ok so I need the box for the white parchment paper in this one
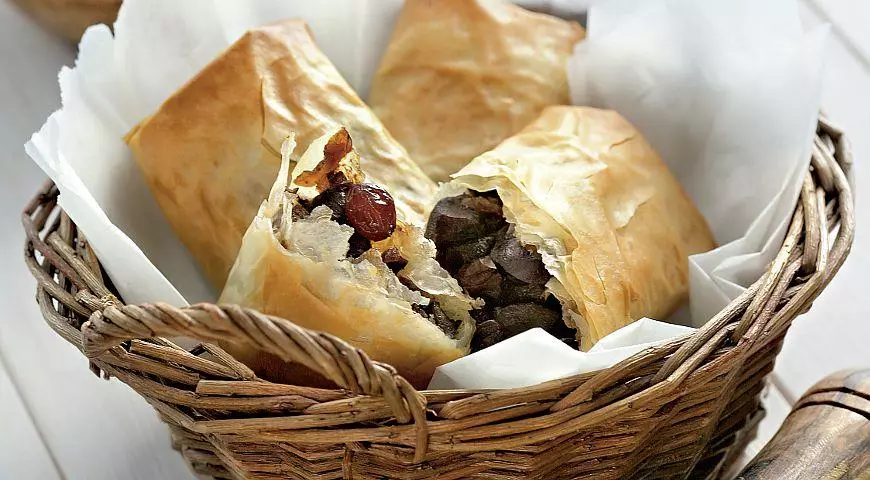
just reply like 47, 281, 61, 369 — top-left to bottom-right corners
429, 320, 694, 390
569, 0, 828, 327
25, 0, 826, 390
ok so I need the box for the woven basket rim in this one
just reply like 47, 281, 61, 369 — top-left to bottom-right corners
21, 114, 855, 477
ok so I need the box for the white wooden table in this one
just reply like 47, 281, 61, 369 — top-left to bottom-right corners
0, 0, 867, 478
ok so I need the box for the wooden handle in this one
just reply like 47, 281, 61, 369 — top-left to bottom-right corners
736, 369, 870, 479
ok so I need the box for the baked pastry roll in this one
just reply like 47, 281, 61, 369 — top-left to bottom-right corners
369, 0, 585, 181
126, 20, 436, 290
219, 130, 476, 388
427, 106, 716, 350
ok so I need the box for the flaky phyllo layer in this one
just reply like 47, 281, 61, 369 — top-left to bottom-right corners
219, 132, 475, 387
443, 107, 716, 349
126, 20, 436, 290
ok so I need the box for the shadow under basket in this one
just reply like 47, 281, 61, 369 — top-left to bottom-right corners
22, 115, 855, 480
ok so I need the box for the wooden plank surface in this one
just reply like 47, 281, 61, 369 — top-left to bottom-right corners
0, 357, 62, 480
772, 0, 870, 403
0, 2, 196, 479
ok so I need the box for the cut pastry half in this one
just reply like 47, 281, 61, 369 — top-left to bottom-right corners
219, 130, 476, 388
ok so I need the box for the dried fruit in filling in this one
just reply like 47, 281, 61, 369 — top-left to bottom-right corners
345, 183, 397, 241
309, 183, 351, 222
381, 247, 408, 273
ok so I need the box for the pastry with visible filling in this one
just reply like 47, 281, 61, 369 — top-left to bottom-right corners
218, 130, 476, 388
126, 19, 435, 290
429, 106, 717, 350
220, 107, 716, 386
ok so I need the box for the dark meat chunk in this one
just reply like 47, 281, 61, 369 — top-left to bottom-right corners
497, 277, 547, 305
440, 235, 496, 274
413, 302, 456, 338
426, 191, 566, 351
381, 247, 408, 274
428, 303, 456, 338
347, 232, 371, 258
494, 303, 560, 338
460, 193, 503, 216
490, 232, 550, 285
471, 320, 504, 351
544, 299, 579, 349
425, 195, 503, 247
456, 257, 502, 300
471, 308, 494, 325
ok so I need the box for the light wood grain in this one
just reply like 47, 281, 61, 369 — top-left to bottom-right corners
805, 0, 870, 74
736, 370, 870, 479
0, 2, 195, 479
773, 0, 870, 404
0, 358, 61, 480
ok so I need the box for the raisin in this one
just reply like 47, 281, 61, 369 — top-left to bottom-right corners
347, 231, 371, 258
381, 247, 408, 274
345, 183, 396, 241
310, 183, 351, 222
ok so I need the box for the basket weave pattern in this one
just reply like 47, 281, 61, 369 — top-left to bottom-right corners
23, 116, 854, 479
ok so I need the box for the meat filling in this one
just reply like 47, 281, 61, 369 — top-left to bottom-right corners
291, 182, 459, 338
426, 191, 577, 351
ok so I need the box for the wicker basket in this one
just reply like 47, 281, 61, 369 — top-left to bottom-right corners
23, 115, 853, 479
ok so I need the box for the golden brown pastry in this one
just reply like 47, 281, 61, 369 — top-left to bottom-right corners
369, 0, 585, 182
126, 20, 436, 290
435, 106, 716, 349
219, 131, 476, 388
